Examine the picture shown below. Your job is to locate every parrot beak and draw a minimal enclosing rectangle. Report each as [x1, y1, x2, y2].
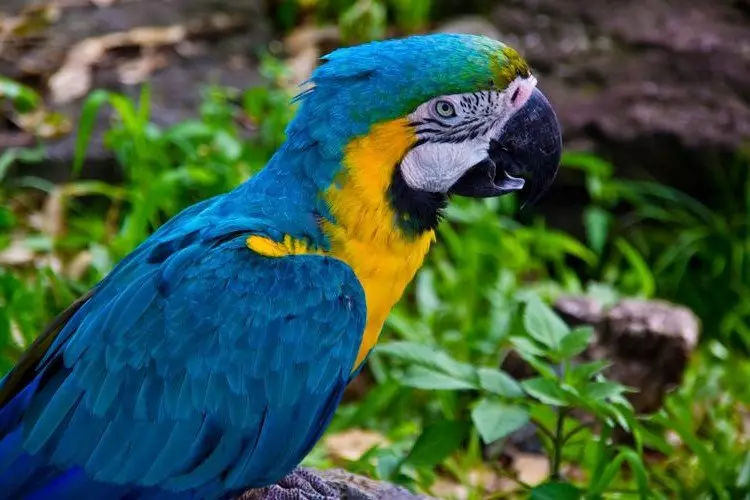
[448, 87, 562, 207]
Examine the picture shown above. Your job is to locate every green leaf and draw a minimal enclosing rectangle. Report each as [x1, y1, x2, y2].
[415, 268, 441, 317]
[400, 366, 476, 391]
[0, 207, 16, 230]
[736, 451, 750, 489]
[509, 336, 548, 357]
[614, 238, 656, 297]
[653, 407, 730, 498]
[530, 482, 582, 500]
[588, 447, 649, 498]
[390, 0, 431, 31]
[523, 296, 569, 350]
[339, 0, 387, 43]
[582, 380, 627, 402]
[402, 420, 466, 468]
[521, 377, 570, 406]
[471, 399, 529, 444]
[477, 368, 524, 397]
[568, 360, 610, 382]
[375, 449, 403, 481]
[0, 146, 46, 183]
[583, 206, 610, 255]
[213, 130, 242, 161]
[561, 150, 613, 179]
[73, 90, 114, 176]
[618, 448, 650, 499]
[558, 326, 594, 358]
[533, 229, 598, 266]
[514, 349, 559, 380]
[375, 342, 476, 382]
[0, 77, 41, 112]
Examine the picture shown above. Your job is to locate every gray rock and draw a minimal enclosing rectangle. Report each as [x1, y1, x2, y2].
[496, 296, 700, 456]
[541, 296, 699, 413]
[572, 297, 700, 413]
[435, 15, 501, 40]
[486, 0, 750, 197]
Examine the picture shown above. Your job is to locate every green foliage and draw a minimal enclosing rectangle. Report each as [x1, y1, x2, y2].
[388, 0, 432, 32]
[0, 79, 60, 188]
[273, 0, 433, 41]
[68, 59, 294, 262]
[564, 150, 750, 353]
[365, 296, 652, 497]
[339, 0, 387, 42]
[0, 268, 78, 374]
[529, 482, 582, 500]
[471, 400, 528, 444]
[643, 341, 750, 498]
[0, 77, 41, 113]
[0, 77, 70, 140]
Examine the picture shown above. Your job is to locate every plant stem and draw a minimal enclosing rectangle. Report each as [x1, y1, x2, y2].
[563, 422, 592, 443]
[551, 407, 568, 480]
[535, 421, 556, 443]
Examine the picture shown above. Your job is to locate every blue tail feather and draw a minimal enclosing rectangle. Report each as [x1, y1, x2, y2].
[0, 375, 208, 500]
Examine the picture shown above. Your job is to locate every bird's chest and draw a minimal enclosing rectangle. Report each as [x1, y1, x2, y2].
[326, 232, 432, 368]
[324, 200, 435, 367]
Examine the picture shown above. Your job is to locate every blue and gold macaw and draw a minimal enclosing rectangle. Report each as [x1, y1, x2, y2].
[0, 34, 561, 499]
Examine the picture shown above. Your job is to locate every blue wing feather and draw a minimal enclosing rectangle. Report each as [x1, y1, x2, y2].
[0, 216, 366, 499]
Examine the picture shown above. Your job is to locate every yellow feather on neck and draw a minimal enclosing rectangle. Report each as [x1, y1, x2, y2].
[323, 118, 434, 368]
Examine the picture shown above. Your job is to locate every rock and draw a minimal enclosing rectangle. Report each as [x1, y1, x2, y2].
[485, 0, 750, 199]
[496, 296, 700, 457]
[505, 295, 699, 413]
[1, 0, 272, 182]
[553, 296, 604, 327]
[558, 296, 700, 413]
[435, 15, 501, 40]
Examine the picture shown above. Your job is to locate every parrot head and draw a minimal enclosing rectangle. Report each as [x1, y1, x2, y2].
[285, 33, 562, 234]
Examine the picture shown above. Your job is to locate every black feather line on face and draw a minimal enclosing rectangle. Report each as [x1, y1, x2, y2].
[420, 117, 453, 128]
[415, 119, 497, 144]
[413, 91, 501, 144]
[388, 163, 447, 235]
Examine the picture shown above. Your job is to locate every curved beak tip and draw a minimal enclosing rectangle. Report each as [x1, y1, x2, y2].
[493, 87, 562, 209]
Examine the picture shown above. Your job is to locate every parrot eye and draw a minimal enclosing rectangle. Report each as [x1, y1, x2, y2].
[434, 100, 457, 118]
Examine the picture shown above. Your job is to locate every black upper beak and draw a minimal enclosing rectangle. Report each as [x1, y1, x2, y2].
[448, 87, 562, 207]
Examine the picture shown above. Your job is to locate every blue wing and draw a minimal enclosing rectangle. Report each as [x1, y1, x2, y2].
[0, 223, 366, 499]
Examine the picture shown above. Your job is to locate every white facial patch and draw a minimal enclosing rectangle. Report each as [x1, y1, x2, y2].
[400, 139, 490, 192]
[399, 75, 537, 193]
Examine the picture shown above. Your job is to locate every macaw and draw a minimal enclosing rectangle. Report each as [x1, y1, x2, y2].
[0, 33, 561, 499]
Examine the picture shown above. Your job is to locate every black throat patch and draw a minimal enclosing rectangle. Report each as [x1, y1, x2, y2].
[388, 164, 448, 236]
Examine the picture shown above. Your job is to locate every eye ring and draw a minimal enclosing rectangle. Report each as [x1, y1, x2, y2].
[434, 100, 457, 118]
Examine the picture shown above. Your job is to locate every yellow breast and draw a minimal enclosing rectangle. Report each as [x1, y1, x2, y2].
[247, 118, 433, 370]
[323, 118, 433, 367]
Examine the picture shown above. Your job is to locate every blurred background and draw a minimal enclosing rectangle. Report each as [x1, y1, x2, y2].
[1, 1, 749, 498]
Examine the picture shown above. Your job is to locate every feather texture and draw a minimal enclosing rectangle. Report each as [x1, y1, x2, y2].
[0, 223, 366, 499]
